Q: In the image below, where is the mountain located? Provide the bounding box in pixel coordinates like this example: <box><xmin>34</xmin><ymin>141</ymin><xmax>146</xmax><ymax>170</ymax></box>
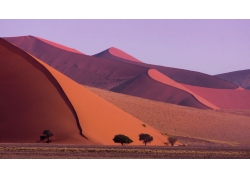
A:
<box><xmin>215</xmin><ymin>69</ymin><xmax>250</xmax><ymax>89</ymax></box>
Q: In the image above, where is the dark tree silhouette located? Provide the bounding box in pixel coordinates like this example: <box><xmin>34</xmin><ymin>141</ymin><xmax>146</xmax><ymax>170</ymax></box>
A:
<box><xmin>139</xmin><ymin>133</ymin><xmax>153</xmax><ymax>146</ymax></box>
<box><xmin>113</xmin><ymin>134</ymin><xmax>133</xmax><ymax>146</ymax></box>
<box><xmin>40</xmin><ymin>130</ymin><xmax>53</xmax><ymax>143</ymax></box>
<box><xmin>168</xmin><ymin>136</ymin><xmax>178</xmax><ymax>146</ymax></box>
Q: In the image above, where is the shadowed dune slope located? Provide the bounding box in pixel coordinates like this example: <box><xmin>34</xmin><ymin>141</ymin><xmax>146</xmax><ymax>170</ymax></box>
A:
<box><xmin>181</xmin><ymin>84</ymin><xmax>250</xmax><ymax>109</ymax></box>
<box><xmin>0</xmin><ymin>38</ymin><xmax>88</xmax><ymax>144</ymax></box>
<box><xmin>4</xmin><ymin>36</ymin><xmax>238</xmax><ymax>90</ymax></box>
<box><xmin>87</xmin><ymin>86</ymin><xmax>250</xmax><ymax>146</ymax></box>
<box><xmin>93</xmin><ymin>47</ymin><xmax>142</xmax><ymax>63</ymax></box>
<box><xmin>111</xmin><ymin>71</ymin><xmax>209</xmax><ymax>109</ymax></box>
<box><xmin>0</xmin><ymin>39</ymin><xmax>168</xmax><ymax>145</ymax></box>
<box><xmin>215</xmin><ymin>69</ymin><xmax>250</xmax><ymax>89</ymax></box>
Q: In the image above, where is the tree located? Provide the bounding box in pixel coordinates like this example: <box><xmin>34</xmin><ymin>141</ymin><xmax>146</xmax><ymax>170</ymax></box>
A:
<box><xmin>113</xmin><ymin>134</ymin><xmax>133</xmax><ymax>146</ymax></box>
<box><xmin>40</xmin><ymin>130</ymin><xmax>53</xmax><ymax>143</ymax></box>
<box><xmin>139</xmin><ymin>133</ymin><xmax>153</xmax><ymax>146</ymax></box>
<box><xmin>168</xmin><ymin>136</ymin><xmax>178</xmax><ymax>146</ymax></box>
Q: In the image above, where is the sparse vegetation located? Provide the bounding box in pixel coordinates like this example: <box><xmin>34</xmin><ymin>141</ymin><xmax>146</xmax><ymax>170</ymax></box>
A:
<box><xmin>40</xmin><ymin>130</ymin><xmax>53</xmax><ymax>143</ymax></box>
<box><xmin>142</xmin><ymin>124</ymin><xmax>146</xmax><ymax>127</ymax></box>
<box><xmin>168</xmin><ymin>136</ymin><xmax>178</xmax><ymax>146</ymax></box>
<box><xmin>113</xmin><ymin>134</ymin><xmax>133</xmax><ymax>146</ymax></box>
<box><xmin>139</xmin><ymin>133</ymin><xmax>153</xmax><ymax>146</ymax></box>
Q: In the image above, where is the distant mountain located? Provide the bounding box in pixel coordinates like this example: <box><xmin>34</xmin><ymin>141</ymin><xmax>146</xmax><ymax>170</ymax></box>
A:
<box><xmin>214</xmin><ymin>69</ymin><xmax>250</xmax><ymax>89</ymax></box>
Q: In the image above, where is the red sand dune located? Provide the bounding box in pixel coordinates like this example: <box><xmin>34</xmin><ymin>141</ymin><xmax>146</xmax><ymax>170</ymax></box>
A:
<box><xmin>0</xmin><ymin>38</ymin><xmax>168</xmax><ymax>145</ymax></box>
<box><xmin>148</xmin><ymin>69</ymin><xmax>219</xmax><ymax>109</ymax></box>
<box><xmin>93</xmin><ymin>47</ymin><xmax>142</xmax><ymax>63</ymax></box>
<box><xmin>182</xmin><ymin>83</ymin><xmax>250</xmax><ymax>109</ymax></box>
<box><xmin>111</xmin><ymin>71</ymin><xmax>210</xmax><ymax>109</ymax></box>
<box><xmin>215</xmin><ymin>69</ymin><xmax>250</xmax><ymax>89</ymax></box>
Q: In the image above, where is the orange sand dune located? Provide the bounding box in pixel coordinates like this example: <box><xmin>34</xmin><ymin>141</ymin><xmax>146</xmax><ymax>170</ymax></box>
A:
<box><xmin>94</xmin><ymin>47</ymin><xmax>142</xmax><ymax>63</ymax></box>
<box><xmin>0</xmin><ymin>38</ymin><xmax>168</xmax><ymax>145</ymax></box>
<box><xmin>148</xmin><ymin>69</ymin><xmax>219</xmax><ymax>109</ymax></box>
<box><xmin>87</xmin><ymin>86</ymin><xmax>250</xmax><ymax>146</ymax></box>
<box><xmin>33</xmin><ymin>56</ymin><xmax>168</xmax><ymax>145</ymax></box>
<box><xmin>182</xmin><ymin>84</ymin><xmax>250</xmax><ymax>109</ymax></box>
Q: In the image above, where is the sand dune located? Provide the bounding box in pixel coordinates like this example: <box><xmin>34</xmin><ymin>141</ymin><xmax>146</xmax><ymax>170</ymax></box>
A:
<box><xmin>111</xmin><ymin>71</ymin><xmax>210</xmax><ymax>109</ymax></box>
<box><xmin>182</xmin><ymin>84</ymin><xmax>250</xmax><ymax>109</ymax></box>
<box><xmin>87</xmin><ymin>86</ymin><xmax>250</xmax><ymax>146</ymax></box>
<box><xmin>215</xmin><ymin>69</ymin><xmax>250</xmax><ymax>89</ymax></box>
<box><xmin>3</xmin><ymin>35</ymin><xmax>242</xmax><ymax>110</ymax></box>
<box><xmin>0</xmin><ymin>38</ymin><xmax>87</xmax><ymax>144</ymax></box>
<box><xmin>93</xmin><ymin>47</ymin><xmax>142</xmax><ymax>63</ymax></box>
<box><xmin>148</xmin><ymin>69</ymin><xmax>219</xmax><ymax>109</ymax></box>
<box><xmin>0</xmin><ymin>38</ymin><xmax>168</xmax><ymax>145</ymax></box>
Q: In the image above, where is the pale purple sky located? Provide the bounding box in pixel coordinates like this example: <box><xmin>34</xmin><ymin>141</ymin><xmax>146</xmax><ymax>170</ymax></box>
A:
<box><xmin>1</xmin><ymin>19</ymin><xmax>250</xmax><ymax>75</ymax></box>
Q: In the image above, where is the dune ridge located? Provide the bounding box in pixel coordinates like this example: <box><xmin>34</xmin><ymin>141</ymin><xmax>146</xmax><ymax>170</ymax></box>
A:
<box><xmin>34</xmin><ymin>36</ymin><xmax>84</xmax><ymax>54</ymax></box>
<box><xmin>148</xmin><ymin>69</ymin><xmax>219</xmax><ymax>109</ymax></box>
<box><xmin>111</xmin><ymin>71</ymin><xmax>210</xmax><ymax>109</ymax></box>
<box><xmin>93</xmin><ymin>47</ymin><xmax>142</xmax><ymax>63</ymax></box>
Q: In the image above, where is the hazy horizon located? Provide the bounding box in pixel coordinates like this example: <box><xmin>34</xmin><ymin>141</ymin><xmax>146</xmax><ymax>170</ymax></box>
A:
<box><xmin>1</xmin><ymin>19</ymin><xmax>250</xmax><ymax>75</ymax></box>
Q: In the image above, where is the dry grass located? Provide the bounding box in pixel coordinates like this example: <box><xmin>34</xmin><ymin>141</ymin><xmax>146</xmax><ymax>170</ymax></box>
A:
<box><xmin>1</xmin><ymin>144</ymin><xmax>250</xmax><ymax>159</ymax></box>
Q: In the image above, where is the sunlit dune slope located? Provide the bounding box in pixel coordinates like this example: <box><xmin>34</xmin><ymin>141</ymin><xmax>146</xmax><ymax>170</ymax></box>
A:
<box><xmin>33</xmin><ymin>56</ymin><xmax>168</xmax><ymax>145</ymax></box>
<box><xmin>93</xmin><ymin>47</ymin><xmax>142</xmax><ymax>63</ymax></box>
<box><xmin>0</xmin><ymin>38</ymin><xmax>168</xmax><ymax>145</ymax></box>
<box><xmin>215</xmin><ymin>69</ymin><xmax>250</xmax><ymax>89</ymax></box>
<box><xmin>87</xmin><ymin>86</ymin><xmax>250</xmax><ymax>146</ymax></box>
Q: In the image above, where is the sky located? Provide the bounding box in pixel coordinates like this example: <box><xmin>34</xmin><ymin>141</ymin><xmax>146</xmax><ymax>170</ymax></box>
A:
<box><xmin>1</xmin><ymin>19</ymin><xmax>250</xmax><ymax>75</ymax></box>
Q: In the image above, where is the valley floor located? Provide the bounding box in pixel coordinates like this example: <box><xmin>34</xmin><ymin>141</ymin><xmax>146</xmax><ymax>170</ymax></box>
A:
<box><xmin>1</xmin><ymin>143</ymin><xmax>250</xmax><ymax>159</ymax></box>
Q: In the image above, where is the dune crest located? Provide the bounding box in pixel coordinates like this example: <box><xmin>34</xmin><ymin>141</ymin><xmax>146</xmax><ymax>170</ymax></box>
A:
<box><xmin>148</xmin><ymin>69</ymin><xmax>219</xmax><ymax>109</ymax></box>
<box><xmin>108</xmin><ymin>47</ymin><xmax>142</xmax><ymax>63</ymax></box>
<box><xmin>34</xmin><ymin>36</ymin><xmax>84</xmax><ymax>54</ymax></box>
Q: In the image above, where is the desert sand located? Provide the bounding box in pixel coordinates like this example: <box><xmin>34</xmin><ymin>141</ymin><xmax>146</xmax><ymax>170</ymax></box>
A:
<box><xmin>0</xmin><ymin>38</ymin><xmax>169</xmax><ymax>146</ymax></box>
<box><xmin>87</xmin><ymin>86</ymin><xmax>250</xmax><ymax>146</ymax></box>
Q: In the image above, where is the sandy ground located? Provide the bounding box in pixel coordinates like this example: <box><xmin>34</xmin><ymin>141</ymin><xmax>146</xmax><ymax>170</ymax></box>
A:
<box><xmin>86</xmin><ymin>86</ymin><xmax>250</xmax><ymax>146</ymax></box>
<box><xmin>1</xmin><ymin>143</ymin><xmax>250</xmax><ymax>159</ymax></box>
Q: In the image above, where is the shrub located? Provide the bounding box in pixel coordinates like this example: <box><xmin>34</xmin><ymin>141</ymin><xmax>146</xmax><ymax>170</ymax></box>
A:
<box><xmin>113</xmin><ymin>134</ymin><xmax>133</xmax><ymax>146</ymax></box>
